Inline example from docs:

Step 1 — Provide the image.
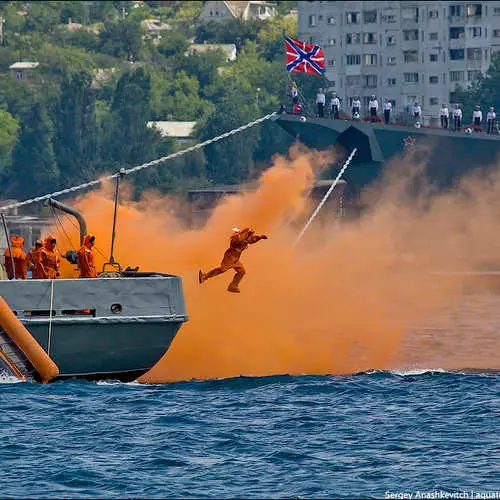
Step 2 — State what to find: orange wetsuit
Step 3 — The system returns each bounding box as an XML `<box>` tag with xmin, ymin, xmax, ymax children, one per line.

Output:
<box><xmin>77</xmin><ymin>234</ymin><xmax>98</xmax><ymax>278</ymax></box>
<box><xmin>200</xmin><ymin>228</ymin><xmax>267</xmax><ymax>292</ymax></box>
<box><xmin>26</xmin><ymin>243</ymin><xmax>44</xmax><ymax>279</ymax></box>
<box><xmin>3</xmin><ymin>235</ymin><xmax>27</xmax><ymax>280</ymax></box>
<box><xmin>40</xmin><ymin>235</ymin><xmax>61</xmax><ymax>279</ymax></box>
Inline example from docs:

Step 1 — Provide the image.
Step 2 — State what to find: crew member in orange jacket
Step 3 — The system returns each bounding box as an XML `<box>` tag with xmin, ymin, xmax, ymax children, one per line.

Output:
<box><xmin>26</xmin><ymin>239</ymin><xmax>44</xmax><ymax>279</ymax></box>
<box><xmin>40</xmin><ymin>235</ymin><xmax>61</xmax><ymax>279</ymax></box>
<box><xmin>77</xmin><ymin>234</ymin><xmax>98</xmax><ymax>278</ymax></box>
<box><xmin>3</xmin><ymin>235</ymin><xmax>27</xmax><ymax>280</ymax></box>
<box><xmin>199</xmin><ymin>227</ymin><xmax>267</xmax><ymax>293</ymax></box>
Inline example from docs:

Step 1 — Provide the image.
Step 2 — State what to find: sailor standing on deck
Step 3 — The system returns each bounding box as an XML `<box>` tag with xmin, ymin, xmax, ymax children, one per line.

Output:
<box><xmin>369</xmin><ymin>95</ymin><xmax>378</xmax><ymax>122</ymax></box>
<box><xmin>487</xmin><ymin>107</ymin><xmax>496</xmax><ymax>134</ymax></box>
<box><xmin>383</xmin><ymin>99</ymin><xmax>392</xmax><ymax>124</ymax></box>
<box><xmin>413</xmin><ymin>102</ymin><xmax>422</xmax><ymax>119</ymax></box>
<box><xmin>351</xmin><ymin>95</ymin><xmax>361</xmax><ymax>119</ymax></box>
<box><xmin>440</xmin><ymin>104</ymin><xmax>449</xmax><ymax>129</ymax></box>
<box><xmin>473</xmin><ymin>105</ymin><xmax>483</xmax><ymax>126</ymax></box>
<box><xmin>40</xmin><ymin>235</ymin><xmax>61</xmax><ymax>279</ymax></box>
<box><xmin>452</xmin><ymin>104</ymin><xmax>463</xmax><ymax>131</ymax></box>
<box><xmin>291</xmin><ymin>82</ymin><xmax>298</xmax><ymax>105</ymax></box>
<box><xmin>27</xmin><ymin>239</ymin><xmax>44</xmax><ymax>279</ymax></box>
<box><xmin>77</xmin><ymin>234</ymin><xmax>98</xmax><ymax>279</ymax></box>
<box><xmin>330</xmin><ymin>92</ymin><xmax>340</xmax><ymax>119</ymax></box>
<box><xmin>316</xmin><ymin>88</ymin><xmax>325</xmax><ymax>117</ymax></box>
<box><xmin>4</xmin><ymin>235</ymin><xmax>27</xmax><ymax>280</ymax></box>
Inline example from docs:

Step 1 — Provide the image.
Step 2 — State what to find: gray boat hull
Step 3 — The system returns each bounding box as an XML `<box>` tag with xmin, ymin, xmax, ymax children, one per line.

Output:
<box><xmin>0</xmin><ymin>276</ymin><xmax>188</xmax><ymax>380</ymax></box>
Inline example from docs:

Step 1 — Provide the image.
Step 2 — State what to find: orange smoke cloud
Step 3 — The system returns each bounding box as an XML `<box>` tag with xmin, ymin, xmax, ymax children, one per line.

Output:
<box><xmin>50</xmin><ymin>144</ymin><xmax>500</xmax><ymax>382</ymax></box>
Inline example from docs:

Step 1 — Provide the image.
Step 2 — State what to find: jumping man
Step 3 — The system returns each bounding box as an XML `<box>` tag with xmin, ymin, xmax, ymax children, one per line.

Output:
<box><xmin>199</xmin><ymin>227</ymin><xmax>268</xmax><ymax>293</ymax></box>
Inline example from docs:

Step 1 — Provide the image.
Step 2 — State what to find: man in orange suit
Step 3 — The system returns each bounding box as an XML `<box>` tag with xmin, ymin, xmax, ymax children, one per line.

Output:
<box><xmin>199</xmin><ymin>227</ymin><xmax>267</xmax><ymax>293</ymax></box>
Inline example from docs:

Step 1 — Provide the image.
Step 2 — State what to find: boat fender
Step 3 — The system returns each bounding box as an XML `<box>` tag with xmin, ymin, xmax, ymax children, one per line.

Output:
<box><xmin>0</xmin><ymin>296</ymin><xmax>59</xmax><ymax>383</ymax></box>
<box><xmin>300</xmin><ymin>116</ymin><xmax>306</xmax><ymax>122</ymax></box>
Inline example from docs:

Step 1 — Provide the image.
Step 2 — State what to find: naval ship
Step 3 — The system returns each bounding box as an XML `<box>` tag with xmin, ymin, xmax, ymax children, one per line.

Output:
<box><xmin>0</xmin><ymin>200</ymin><xmax>188</xmax><ymax>383</ymax></box>
<box><xmin>275</xmin><ymin>112</ymin><xmax>500</xmax><ymax>190</ymax></box>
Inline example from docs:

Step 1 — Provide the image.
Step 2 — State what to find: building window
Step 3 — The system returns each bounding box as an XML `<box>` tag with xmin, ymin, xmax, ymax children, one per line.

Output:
<box><xmin>495</xmin><ymin>8</ymin><xmax>500</xmax><ymax>16</ymax></box>
<box><xmin>363</xmin><ymin>33</ymin><xmax>377</xmax><ymax>44</ymax></box>
<box><xmin>16</xmin><ymin>70</ymin><xmax>23</xmax><ymax>80</ymax></box>
<box><xmin>467</xmin><ymin>48</ymin><xmax>482</xmax><ymax>61</ymax></box>
<box><xmin>429</xmin><ymin>10</ymin><xmax>439</xmax><ymax>18</ymax></box>
<box><xmin>387</xmin><ymin>78</ymin><xmax>396</xmax><ymax>86</ymax></box>
<box><xmin>328</xmin><ymin>59</ymin><xmax>335</xmax><ymax>67</ymax></box>
<box><xmin>468</xmin><ymin>70</ymin><xmax>481</xmax><ymax>80</ymax></box>
<box><xmin>449</xmin><ymin>49</ymin><xmax>465</xmax><ymax>60</ymax></box>
<box><xmin>346</xmin><ymin>76</ymin><xmax>361</xmax><ymax>86</ymax></box>
<box><xmin>346</xmin><ymin>33</ymin><xmax>361</xmax><ymax>45</ymax></box>
<box><xmin>363</xmin><ymin>54</ymin><xmax>377</xmax><ymax>65</ymax></box>
<box><xmin>403</xmin><ymin>50</ymin><xmax>419</xmax><ymax>63</ymax></box>
<box><xmin>468</xmin><ymin>27</ymin><xmax>482</xmax><ymax>38</ymax></box>
<box><xmin>429</xmin><ymin>76</ymin><xmax>439</xmax><ymax>84</ymax></box>
<box><xmin>309</xmin><ymin>15</ymin><xmax>317</xmax><ymax>26</ymax></box>
<box><xmin>403</xmin><ymin>30</ymin><xmax>419</xmax><ymax>41</ymax></box>
<box><xmin>430</xmin><ymin>54</ymin><xmax>438</xmax><ymax>62</ymax></box>
<box><xmin>363</xmin><ymin>10</ymin><xmax>377</xmax><ymax>23</ymax></box>
<box><xmin>401</xmin><ymin>7</ymin><xmax>418</xmax><ymax>22</ymax></box>
<box><xmin>466</xmin><ymin>4</ymin><xmax>482</xmax><ymax>17</ymax></box>
<box><xmin>449</xmin><ymin>27</ymin><xmax>465</xmax><ymax>39</ymax></box>
<box><xmin>429</xmin><ymin>97</ymin><xmax>439</xmax><ymax>105</ymax></box>
<box><xmin>404</xmin><ymin>72</ymin><xmax>419</xmax><ymax>83</ymax></box>
<box><xmin>328</xmin><ymin>38</ymin><xmax>336</xmax><ymax>46</ymax></box>
<box><xmin>387</xmin><ymin>35</ymin><xmax>396</xmax><ymax>45</ymax></box>
<box><xmin>450</xmin><ymin>71</ymin><xmax>465</xmax><ymax>82</ymax></box>
<box><xmin>363</xmin><ymin>75</ymin><xmax>377</xmax><ymax>88</ymax></box>
<box><xmin>494</xmin><ymin>29</ymin><xmax>500</xmax><ymax>38</ymax></box>
<box><xmin>327</xmin><ymin>16</ymin><xmax>335</xmax><ymax>25</ymax></box>
<box><xmin>346</xmin><ymin>54</ymin><xmax>361</xmax><ymax>65</ymax></box>
<box><xmin>449</xmin><ymin>5</ymin><xmax>463</xmax><ymax>17</ymax></box>
<box><xmin>346</xmin><ymin>12</ymin><xmax>360</xmax><ymax>24</ymax></box>
<box><xmin>429</xmin><ymin>33</ymin><xmax>438</xmax><ymax>41</ymax></box>
<box><xmin>384</xmin><ymin>14</ymin><xmax>396</xmax><ymax>23</ymax></box>
<box><xmin>387</xmin><ymin>56</ymin><xmax>397</xmax><ymax>65</ymax></box>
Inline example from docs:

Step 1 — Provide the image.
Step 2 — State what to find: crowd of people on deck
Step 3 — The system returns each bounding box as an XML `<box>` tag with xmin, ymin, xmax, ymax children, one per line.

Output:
<box><xmin>290</xmin><ymin>83</ymin><xmax>498</xmax><ymax>134</ymax></box>
<box><xmin>3</xmin><ymin>233</ymin><xmax>98</xmax><ymax>280</ymax></box>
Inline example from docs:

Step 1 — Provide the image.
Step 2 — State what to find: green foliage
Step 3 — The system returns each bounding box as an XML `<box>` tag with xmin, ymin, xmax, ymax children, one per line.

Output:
<box><xmin>0</xmin><ymin>110</ymin><xmax>18</xmax><ymax>158</ymax></box>
<box><xmin>10</xmin><ymin>102</ymin><xmax>60</xmax><ymax>197</ymax></box>
<box><xmin>99</xmin><ymin>18</ymin><xmax>143</xmax><ymax>60</ymax></box>
<box><xmin>0</xmin><ymin>0</ymin><xmax>306</xmax><ymax>200</ymax></box>
<box><xmin>53</xmin><ymin>72</ymin><xmax>98</xmax><ymax>185</ymax></box>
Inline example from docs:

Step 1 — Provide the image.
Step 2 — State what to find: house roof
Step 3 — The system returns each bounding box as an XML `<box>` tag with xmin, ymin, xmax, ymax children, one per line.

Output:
<box><xmin>147</xmin><ymin>121</ymin><xmax>197</xmax><ymax>138</ymax></box>
<box><xmin>141</xmin><ymin>19</ymin><xmax>171</xmax><ymax>32</ymax></box>
<box><xmin>189</xmin><ymin>43</ymin><xmax>236</xmax><ymax>60</ymax></box>
<box><xmin>225</xmin><ymin>1</ymin><xmax>249</xmax><ymax>18</ymax></box>
<box><xmin>9</xmin><ymin>62</ymin><xmax>39</xmax><ymax>70</ymax></box>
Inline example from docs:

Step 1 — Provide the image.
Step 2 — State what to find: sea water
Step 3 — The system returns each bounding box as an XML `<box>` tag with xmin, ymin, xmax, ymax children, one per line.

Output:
<box><xmin>0</xmin><ymin>371</ymin><xmax>498</xmax><ymax>499</ymax></box>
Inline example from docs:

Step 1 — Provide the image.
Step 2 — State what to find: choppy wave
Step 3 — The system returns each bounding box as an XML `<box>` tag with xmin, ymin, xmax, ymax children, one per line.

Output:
<box><xmin>0</xmin><ymin>372</ymin><xmax>498</xmax><ymax>498</ymax></box>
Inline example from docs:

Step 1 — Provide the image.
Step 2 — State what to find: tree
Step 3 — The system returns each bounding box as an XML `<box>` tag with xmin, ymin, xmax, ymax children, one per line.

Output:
<box><xmin>105</xmin><ymin>67</ymin><xmax>161</xmax><ymax>168</ymax></box>
<box><xmin>53</xmin><ymin>72</ymin><xmax>99</xmax><ymax>185</ymax></box>
<box><xmin>99</xmin><ymin>18</ymin><xmax>143</xmax><ymax>61</ymax></box>
<box><xmin>10</xmin><ymin>102</ymin><xmax>60</xmax><ymax>198</ymax></box>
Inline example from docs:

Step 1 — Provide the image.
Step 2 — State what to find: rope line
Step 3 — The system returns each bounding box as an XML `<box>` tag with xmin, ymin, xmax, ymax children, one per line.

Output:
<box><xmin>294</xmin><ymin>148</ymin><xmax>357</xmax><ymax>246</ymax></box>
<box><xmin>0</xmin><ymin>112</ymin><xmax>278</xmax><ymax>213</ymax></box>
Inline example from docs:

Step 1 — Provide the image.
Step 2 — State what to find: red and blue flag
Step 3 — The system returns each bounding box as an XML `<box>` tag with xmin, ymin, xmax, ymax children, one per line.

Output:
<box><xmin>285</xmin><ymin>36</ymin><xmax>325</xmax><ymax>75</ymax></box>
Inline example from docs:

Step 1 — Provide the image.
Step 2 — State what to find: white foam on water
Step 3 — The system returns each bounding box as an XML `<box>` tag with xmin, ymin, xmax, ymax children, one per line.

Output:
<box><xmin>390</xmin><ymin>368</ymin><xmax>448</xmax><ymax>376</ymax></box>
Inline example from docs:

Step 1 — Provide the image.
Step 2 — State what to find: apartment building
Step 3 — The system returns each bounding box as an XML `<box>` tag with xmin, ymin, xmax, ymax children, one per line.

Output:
<box><xmin>298</xmin><ymin>1</ymin><xmax>500</xmax><ymax>119</ymax></box>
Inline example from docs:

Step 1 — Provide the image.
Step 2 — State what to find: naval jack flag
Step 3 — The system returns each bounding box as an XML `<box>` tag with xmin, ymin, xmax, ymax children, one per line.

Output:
<box><xmin>285</xmin><ymin>36</ymin><xmax>325</xmax><ymax>75</ymax></box>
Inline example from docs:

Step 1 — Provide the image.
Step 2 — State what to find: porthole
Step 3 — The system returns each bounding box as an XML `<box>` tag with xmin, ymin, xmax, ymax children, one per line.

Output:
<box><xmin>110</xmin><ymin>303</ymin><xmax>122</xmax><ymax>314</ymax></box>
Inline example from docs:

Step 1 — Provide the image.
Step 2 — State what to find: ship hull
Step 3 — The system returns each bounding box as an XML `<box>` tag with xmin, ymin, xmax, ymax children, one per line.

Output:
<box><xmin>0</xmin><ymin>276</ymin><xmax>188</xmax><ymax>381</ymax></box>
<box><xmin>275</xmin><ymin>114</ymin><xmax>500</xmax><ymax>189</ymax></box>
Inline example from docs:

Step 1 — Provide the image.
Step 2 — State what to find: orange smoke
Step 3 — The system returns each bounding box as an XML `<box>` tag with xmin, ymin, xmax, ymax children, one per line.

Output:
<box><xmin>50</xmin><ymin>144</ymin><xmax>500</xmax><ymax>382</ymax></box>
